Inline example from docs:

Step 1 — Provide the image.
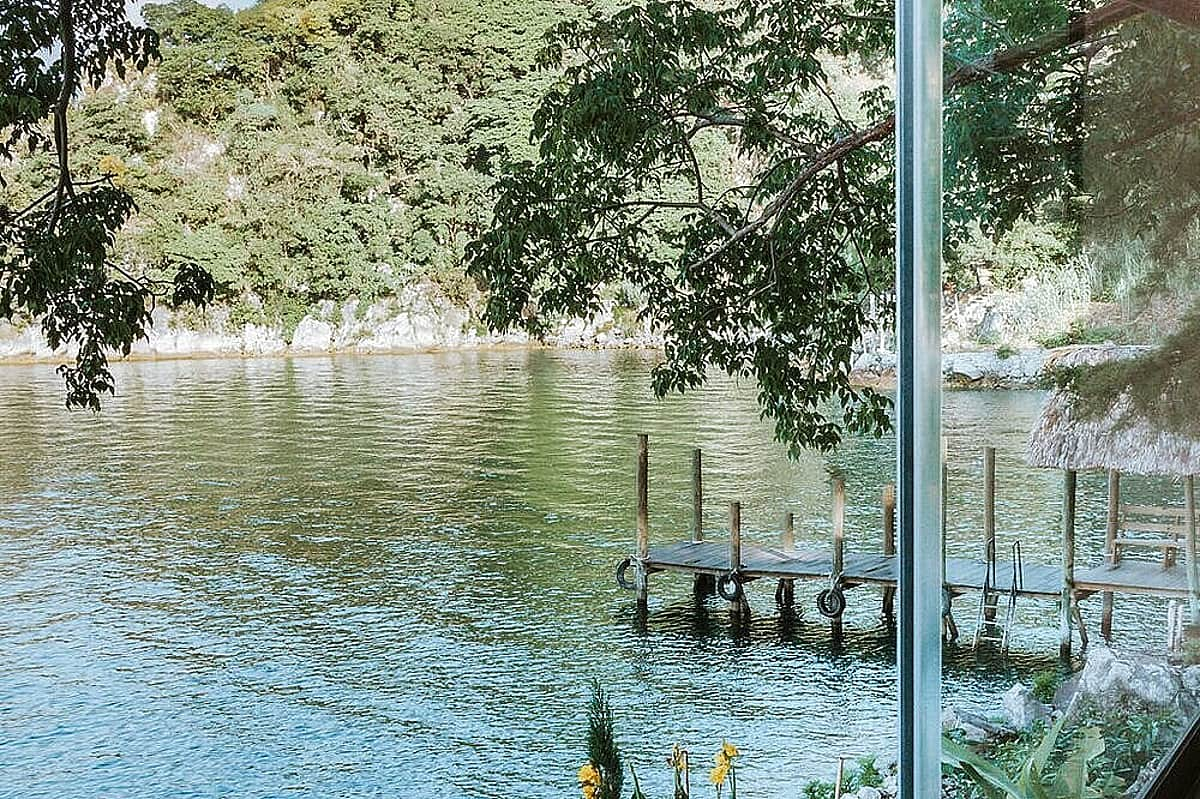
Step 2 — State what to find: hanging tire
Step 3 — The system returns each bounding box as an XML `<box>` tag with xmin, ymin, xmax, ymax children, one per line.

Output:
<box><xmin>817</xmin><ymin>587</ymin><xmax>846</xmax><ymax>618</ymax></box>
<box><xmin>616</xmin><ymin>557</ymin><xmax>636</xmax><ymax>590</ymax></box>
<box><xmin>717</xmin><ymin>572</ymin><xmax>744</xmax><ymax>602</ymax></box>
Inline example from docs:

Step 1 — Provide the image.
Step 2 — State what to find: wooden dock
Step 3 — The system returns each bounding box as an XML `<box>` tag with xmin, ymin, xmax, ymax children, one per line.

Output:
<box><xmin>619</xmin><ymin>435</ymin><xmax>1200</xmax><ymax>657</ymax></box>
<box><xmin>643</xmin><ymin>540</ymin><xmax>1195</xmax><ymax>600</ymax></box>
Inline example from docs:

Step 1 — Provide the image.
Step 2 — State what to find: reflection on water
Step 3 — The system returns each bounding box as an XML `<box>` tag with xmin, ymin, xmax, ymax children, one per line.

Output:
<box><xmin>0</xmin><ymin>350</ymin><xmax>1184</xmax><ymax>798</ymax></box>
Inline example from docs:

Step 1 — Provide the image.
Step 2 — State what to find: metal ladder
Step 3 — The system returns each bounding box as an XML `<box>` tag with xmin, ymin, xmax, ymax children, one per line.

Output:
<box><xmin>973</xmin><ymin>540</ymin><xmax>1023</xmax><ymax>652</ymax></box>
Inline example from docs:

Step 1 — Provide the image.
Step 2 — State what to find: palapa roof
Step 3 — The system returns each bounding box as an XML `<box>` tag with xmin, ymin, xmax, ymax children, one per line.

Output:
<box><xmin>1026</xmin><ymin>345</ymin><xmax>1200</xmax><ymax>476</ymax></box>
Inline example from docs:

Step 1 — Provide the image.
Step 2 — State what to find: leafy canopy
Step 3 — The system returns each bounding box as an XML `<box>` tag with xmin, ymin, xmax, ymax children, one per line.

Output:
<box><xmin>1</xmin><ymin>0</ymin><xmax>214</xmax><ymax>408</ymax></box>
<box><xmin>467</xmin><ymin>0</ymin><xmax>1199</xmax><ymax>452</ymax></box>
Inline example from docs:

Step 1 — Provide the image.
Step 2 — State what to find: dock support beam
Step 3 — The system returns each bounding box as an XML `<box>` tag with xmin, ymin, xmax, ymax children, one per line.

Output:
<box><xmin>777</xmin><ymin>512</ymin><xmax>796</xmax><ymax>607</ymax></box>
<box><xmin>895</xmin><ymin>0</ymin><xmax>944</xmax><ymax>789</ymax></box>
<box><xmin>729</xmin><ymin>502</ymin><xmax>748</xmax><ymax>616</ymax></box>
<box><xmin>832</xmin><ymin>478</ymin><xmax>846</xmax><ymax>639</ymax></box>
<box><xmin>636</xmin><ymin>433</ymin><xmax>650</xmax><ymax>613</ymax></box>
<box><xmin>882</xmin><ymin>484</ymin><xmax>896</xmax><ymax>622</ymax></box>
<box><xmin>983</xmin><ymin>447</ymin><xmax>997</xmax><ymax>622</ymax></box>
<box><xmin>692</xmin><ymin>448</ymin><xmax>715</xmax><ymax>596</ymax></box>
<box><xmin>1186</xmin><ymin>475</ymin><xmax>1199</xmax><ymax>628</ymax></box>
<box><xmin>1103</xmin><ymin>469</ymin><xmax>1120</xmax><ymax>641</ymax></box>
<box><xmin>1061</xmin><ymin>469</ymin><xmax>1077</xmax><ymax>660</ymax></box>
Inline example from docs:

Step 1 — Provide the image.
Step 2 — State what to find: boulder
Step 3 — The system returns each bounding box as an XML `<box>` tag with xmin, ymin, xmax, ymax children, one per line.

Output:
<box><xmin>290</xmin><ymin>317</ymin><xmax>333</xmax><ymax>352</ymax></box>
<box><xmin>942</xmin><ymin>706</ymin><xmax>1006</xmax><ymax>742</ymax></box>
<box><xmin>1076</xmin><ymin>645</ymin><xmax>1183</xmax><ymax>710</ymax></box>
<box><xmin>1002</xmin><ymin>683</ymin><xmax>1050</xmax><ymax>729</ymax></box>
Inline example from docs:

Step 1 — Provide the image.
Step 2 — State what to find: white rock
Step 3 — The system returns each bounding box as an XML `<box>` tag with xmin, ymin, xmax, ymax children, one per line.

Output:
<box><xmin>1127</xmin><ymin>661</ymin><xmax>1181</xmax><ymax>707</ymax></box>
<box><xmin>290</xmin><ymin>317</ymin><xmax>333</xmax><ymax>352</ymax></box>
<box><xmin>1002</xmin><ymin>683</ymin><xmax>1050</xmax><ymax>728</ymax></box>
<box><xmin>1077</xmin><ymin>645</ymin><xmax>1182</xmax><ymax>709</ymax></box>
<box><xmin>856</xmin><ymin>787</ymin><xmax>883</xmax><ymax>799</ymax></box>
<box><xmin>1182</xmin><ymin>665</ymin><xmax>1200</xmax><ymax>697</ymax></box>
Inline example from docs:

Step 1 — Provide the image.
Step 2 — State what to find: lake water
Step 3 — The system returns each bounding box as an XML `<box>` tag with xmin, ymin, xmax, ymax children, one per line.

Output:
<box><xmin>0</xmin><ymin>350</ymin><xmax>1184</xmax><ymax>798</ymax></box>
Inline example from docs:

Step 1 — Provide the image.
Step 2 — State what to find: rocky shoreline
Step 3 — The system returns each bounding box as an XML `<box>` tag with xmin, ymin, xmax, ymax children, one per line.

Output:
<box><xmin>0</xmin><ymin>293</ymin><xmax>1147</xmax><ymax>390</ymax></box>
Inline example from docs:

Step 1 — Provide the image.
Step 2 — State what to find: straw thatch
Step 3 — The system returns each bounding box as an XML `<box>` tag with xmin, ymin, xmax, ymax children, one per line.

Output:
<box><xmin>1026</xmin><ymin>345</ymin><xmax>1200</xmax><ymax>476</ymax></box>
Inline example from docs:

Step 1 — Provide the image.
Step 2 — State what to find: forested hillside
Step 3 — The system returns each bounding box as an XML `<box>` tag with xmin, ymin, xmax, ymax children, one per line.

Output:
<box><xmin>2</xmin><ymin>0</ymin><xmax>600</xmax><ymax>335</ymax></box>
<box><xmin>1</xmin><ymin>0</ymin><xmax>1195</xmax><ymax>350</ymax></box>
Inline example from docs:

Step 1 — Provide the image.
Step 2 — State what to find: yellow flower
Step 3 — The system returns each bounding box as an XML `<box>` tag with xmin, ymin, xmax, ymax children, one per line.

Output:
<box><xmin>582</xmin><ymin>786</ymin><xmax>599</xmax><ymax>799</ymax></box>
<box><xmin>709</xmin><ymin>762</ymin><xmax>729</xmax><ymax>786</ymax></box>
<box><xmin>721</xmin><ymin>742</ymin><xmax>740</xmax><ymax>760</ymax></box>
<box><xmin>578</xmin><ymin>762</ymin><xmax>601</xmax><ymax>786</ymax></box>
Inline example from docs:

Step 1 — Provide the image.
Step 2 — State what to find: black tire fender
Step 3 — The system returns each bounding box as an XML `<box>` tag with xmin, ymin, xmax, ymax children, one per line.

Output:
<box><xmin>615</xmin><ymin>557</ymin><xmax>637</xmax><ymax>590</ymax></box>
<box><xmin>717</xmin><ymin>572</ymin><xmax>744</xmax><ymax>602</ymax></box>
<box><xmin>816</xmin><ymin>586</ymin><xmax>846</xmax><ymax>618</ymax></box>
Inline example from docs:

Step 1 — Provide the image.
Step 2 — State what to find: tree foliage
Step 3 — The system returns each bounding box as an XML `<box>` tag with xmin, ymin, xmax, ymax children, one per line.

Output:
<box><xmin>466</xmin><ymin>0</ymin><xmax>1200</xmax><ymax>452</ymax></box>
<box><xmin>1</xmin><ymin>0</ymin><xmax>214</xmax><ymax>408</ymax></box>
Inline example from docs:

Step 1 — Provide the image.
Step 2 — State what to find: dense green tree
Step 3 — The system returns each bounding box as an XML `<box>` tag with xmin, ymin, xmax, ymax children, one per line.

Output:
<box><xmin>466</xmin><ymin>0</ymin><xmax>1200</xmax><ymax>452</ymax></box>
<box><xmin>1</xmin><ymin>0</ymin><xmax>215</xmax><ymax>408</ymax></box>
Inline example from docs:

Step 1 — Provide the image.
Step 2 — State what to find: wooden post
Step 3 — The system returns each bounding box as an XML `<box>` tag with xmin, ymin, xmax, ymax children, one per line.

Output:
<box><xmin>692</xmin><ymin>448</ymin><xmax>715</xmax><ymax>595</ymax></box>
<box><xmin>636</xmin><ymin>434</ymin><xmax>649</xmax><ymax>612</ymax></box>
<box><xmin>729</xmin><ymin>501</ymin><xmax>746</xmax><ymax>615</ymax></box>
<box><xmin>940</xmin><ymin>436</ymin><xmax>950</xmax><ymax>578</ymax></box>
<box><xmin>882</xmin><ymin>483</ymin><xmax>896</xmax><ymax>621</ymax></box>
<box><xmin>1102</xmin><ymin>469</ymin><xmax>1120</xmax><ymax>641</ymax></box>
<box><xmin>1061</xmin><ymin>469</ymin><xmax>1077</xmax><ymax>660</ymax></box>
<box><xmin>983</xmin><ymin>447</ymin><xmax>996</xmax><ymax>622</ymax></box>
<box><xmin>832</xmin><ymin>478</ymin><xmax>846</xmax><ymax>637</ymax></box>
<box><xmin>778</xmin><ymin>512</ymin><xmax>796</xmax><ymax>607</ymax></box>
<box><xmin>1186</xmin><ymin>475</ymin><xmax>1199</xmax><ymax>627</ymax></box>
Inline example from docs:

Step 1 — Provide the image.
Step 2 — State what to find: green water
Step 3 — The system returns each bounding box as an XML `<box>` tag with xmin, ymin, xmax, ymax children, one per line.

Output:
<box><xmin>0</xmin><ymin>349</ymin><xmax>1182</xmax><ymax>798</ymax></box>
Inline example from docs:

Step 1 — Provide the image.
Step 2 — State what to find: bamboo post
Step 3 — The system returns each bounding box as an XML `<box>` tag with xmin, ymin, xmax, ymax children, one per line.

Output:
<box><xmin>1186</xmin><ymin>475</ymin><xmax>1199</xmax><ymax>627</ymax></box>
<box><xmin>1060</xmin><ymin>469</ymin><xmax>1077</xmax><ymax>660</ymax></box>
<box><xmin>832</xmin><ymin>478</ymin><xmax>846</xmax><ymax>637</ymax></box>
<box><xmin>729</xmin><ymin>501</ymin><xmax>746</xmax><ymax>615</ymax></box>
<box><xmin>692</xmin><ymin>448</ymin><xmax>715</xmax><ymax>595</ymax></box>
<box><xmin>1102</xmin><ymin>470</ymin><xmax>1120</xmax><ymax>641</ymax></box>
<box><xmin>983</xmin><ymin>447</ymin><xmax>996</xmax><ymax>622</ymax></box>
<box><xmin>882</xmin><ymin>483</ymin><xmax>896</xmax><ymax>621</ymax></box>
<box><xmin>777</xmin><ymin>511</ymin><xmax>796</xmax><ymax>607</ymax></box>
<box><xmin>636</xmin><ymin>434</ymin><xmax>649</xmax><ymax>612</ymax></box>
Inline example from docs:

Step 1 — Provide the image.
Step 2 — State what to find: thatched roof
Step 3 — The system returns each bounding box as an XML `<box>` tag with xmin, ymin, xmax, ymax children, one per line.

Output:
<box><xmin>1026</xmin><ymin>345</ymin><xmax>1200</xmax><ymax>476</ymax></box>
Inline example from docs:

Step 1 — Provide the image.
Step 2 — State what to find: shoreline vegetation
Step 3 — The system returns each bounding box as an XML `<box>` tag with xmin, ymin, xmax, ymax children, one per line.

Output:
<box><xmin>581</xmin><ymin>646</ymin><xmax>1198</xmax><ymax>799</ymax></box>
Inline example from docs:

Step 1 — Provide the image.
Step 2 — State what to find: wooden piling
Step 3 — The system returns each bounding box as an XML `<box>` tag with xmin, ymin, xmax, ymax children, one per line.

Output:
<box><xmin>882</xmin><ymin>483</ymin><xmax>896</xmax><ymax>621</ymax></box>
<box><xmin>1102</xmin><ymin>470</ymin><xmax>1120</xmax><ymax>641</ymax></box>
<box><xmin>832</xmin><ymin>478</ymin><xmax>846</xmax><ymax>637</ymax></box>
<box><xmin>729</xmin><ymin>501</ymin><xmax>746</xmax><ymax>615</ymax></box>
<box><xmin>691</xmin><ymin>448</ymin><xmax>715</xmax><ymax>595</ymax></box>
<box><xmin>983</xmin><ymin>447</ymin><xmax>996</xmax><ymax>621</ymax></box>
<box><xmin>1186</xmin><ymin>475</ymin><xmax>1199</xmax><ymax>626</ymax></box>
<box><xmin>1061</xmin><ymin>469</ymin><xmax>1077</xmax><ymax>660</ymax></box>
<box><xmin>777</xmin><ymin>512</ymin><xmax>796</xmax><ymax>607</ymax></box>
<box><xmin>636</xmin><ymin>434</ymin><xmax>649</xmax><ymax>612</ymax></box>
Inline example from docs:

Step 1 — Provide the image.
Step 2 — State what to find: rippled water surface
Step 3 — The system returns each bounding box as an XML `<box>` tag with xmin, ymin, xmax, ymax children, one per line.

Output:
<box><xmin>0</xmin><ymin>350</ymin><xmax>1184</xmax><ymax>798</ymax></box>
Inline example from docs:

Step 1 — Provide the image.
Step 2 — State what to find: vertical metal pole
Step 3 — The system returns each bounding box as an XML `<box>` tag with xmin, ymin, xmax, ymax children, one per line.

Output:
<box><xmin>896</xmin><ymin>0</ymin><xmax>943</xmax><ymax>793</ymax></box>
